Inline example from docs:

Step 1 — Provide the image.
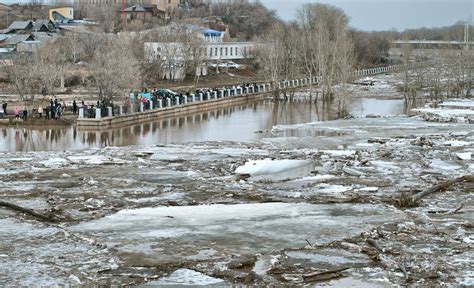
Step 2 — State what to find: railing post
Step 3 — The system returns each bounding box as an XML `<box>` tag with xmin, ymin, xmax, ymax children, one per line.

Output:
<box><xmin>95</xmin><ymin>108</ymin><xmax>101</xmax><ymax>119</ymax></box>
<box><xmin>150</xmin><ymin>101</ymin><xmax>153</xmax><ymax>110</ymax></box>
<box><xmin>167</xmin><ymin>98</ymin><xmax>171</xmax><ymax>107</ymax></box>
<box><xmin>107</xmin><ymin>106</ymin><xmax>112</xmax><ymax>117</ymax></box>
<box><xmin>184</xmin><ymin>96</ymin><xmax>187</xmax><ymax>104</ymax></box>
<box><xmin>119</xmin><ymin>105</ymin><xmax>123</xmax><ymax>115</ymax></box>
<box><xmin>175</xmin><ymin>96</ymin><xmax>180</xmax><ymax>105</ymax></box>
<box><xmin>79</xmin><ymin>108</ymin><xmax>84</xmax><ymax>118</ymax></box>
<box><xmin>158</xmin><ymin>99</ymin><xmax>162</xmax><ymax>108</ymax></box>
<box><xmin>139</xmin><ymin>102</ymin><xmax>144</xmax><ymax>112</ymax></box>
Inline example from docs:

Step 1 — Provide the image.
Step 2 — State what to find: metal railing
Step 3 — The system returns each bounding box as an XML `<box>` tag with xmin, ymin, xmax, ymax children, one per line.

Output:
<box><xmin>78</xmin><ymin>63</ymin><xmax>415</xmax><ymax>120</ymax></box>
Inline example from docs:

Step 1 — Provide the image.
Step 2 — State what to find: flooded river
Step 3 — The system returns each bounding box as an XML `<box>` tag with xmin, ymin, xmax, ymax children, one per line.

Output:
<box><xmin>0</xmin><ymin>98</ymin><xmax>418</xmax><ymax>152</ymax></box>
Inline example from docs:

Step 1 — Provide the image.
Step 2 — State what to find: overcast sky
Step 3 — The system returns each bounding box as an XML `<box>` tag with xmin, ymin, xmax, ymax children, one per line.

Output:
<box><xmin>2</xmin><ymin>0</ymin><xmax>473</xmax><ymax>31</ymax></box>
<box><xmin>260</xmin><ymin>0</ymin><xmax>473</xmax><ymax>31</ymax></box>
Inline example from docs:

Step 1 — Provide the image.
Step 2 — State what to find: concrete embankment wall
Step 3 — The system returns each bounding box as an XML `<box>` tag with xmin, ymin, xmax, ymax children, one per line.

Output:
<box><xmin>77</xmin><ymin>92</ymin><xmax>266</xmax><ymax>129</ymax></box>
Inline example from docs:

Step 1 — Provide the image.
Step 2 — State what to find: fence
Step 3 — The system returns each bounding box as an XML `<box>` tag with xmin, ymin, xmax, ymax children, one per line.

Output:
<box><xmin>78</xmin><ymin>63</ymin><xmax>414</xmax><ymax>121</ymax></box>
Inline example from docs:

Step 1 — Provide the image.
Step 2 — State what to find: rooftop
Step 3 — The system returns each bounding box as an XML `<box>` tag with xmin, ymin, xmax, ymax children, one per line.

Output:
<box><xmin>8</xmin><ymin>20</ymin><xmax>33</xmax><ymax>31</ymax></box>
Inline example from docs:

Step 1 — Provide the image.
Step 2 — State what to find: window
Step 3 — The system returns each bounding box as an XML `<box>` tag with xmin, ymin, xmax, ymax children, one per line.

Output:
<box><xmin>225</xmin><ymin>47</ymin><xmax>228</xmax><ymax>56</ymax></box>
<box><xmin>230</xmin><ymin>47</ymin><xmax>233</xmax><ymax>56</ymax></box>
<box><xmin>235</xmin><ymin>47</ymin><xmax>238</xmax><ymax>55</ymax></box>
<box><xmin>220</xmin><ymin>47</ymin><xmax>223</xmax><ymax>56</ymax></box>
<box><xmin>215</xmin><ymin>47</ymin><xmax>218</xmax><ymax>56</ymax></box>
<box><xmin>209</xmin><ymin>47</ymin><xmax>212</xmax><ymax>57</ymax></box>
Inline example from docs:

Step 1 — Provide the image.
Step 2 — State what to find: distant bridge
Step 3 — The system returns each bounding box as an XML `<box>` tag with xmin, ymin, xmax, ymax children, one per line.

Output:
<box><xmin>394</xmin><ymin>23</ymin><xmax>472</xmax><ymax>50</ymax></box>
<box><xmin>393</xmin><ymin>40</ymin><xmax>473</xmax><ymax>49</ymax></box>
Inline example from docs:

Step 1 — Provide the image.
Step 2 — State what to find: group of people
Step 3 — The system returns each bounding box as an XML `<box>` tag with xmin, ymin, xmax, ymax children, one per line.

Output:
<box><xmin>128</xmin><ymin>83</ymin><xmax>260</xmax><ymax>112</ymax></box>
<box><xmin>1</xmin><ymin>82</ymin><xmax>262</xmax><ymax>121</ymax></box>
<box><xmin>0</xmin><ymin>98</ymin><xmax>82</xmax><ymax>121</ymax></box>
<box><xmin>0</xmin><ymin>102</ymin><xmax>29</xmax><ymax>121</ymax></box>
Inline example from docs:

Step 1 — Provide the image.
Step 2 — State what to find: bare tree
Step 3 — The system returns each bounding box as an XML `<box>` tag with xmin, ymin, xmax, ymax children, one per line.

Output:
<box><xmin>298</xmin><ymin>3</ymin><xmax>352</xmax><ymax>102</ymax></box>
<box><xmin>256</xmin><ymin>22</ymin><xmax>299</xmax><ymax>99</ymax></box>
<box><xmin>4</xmin><ymin>54</ymin><xmax>38</xmax><ymax>108</ymax></box>
<box><xmin>89</xmin><ymin>36</ymin><xmax>141</xmax><ymax>104</ymax></box>
<box><xmin>33</xmin><ymin>41</ymin><xmax>68</xmax><ymax>103</ymax></box>
<box><xmin>400</xmin><ymin>42</ymin><xmax>413</xmax><ymax>101</ymax></box>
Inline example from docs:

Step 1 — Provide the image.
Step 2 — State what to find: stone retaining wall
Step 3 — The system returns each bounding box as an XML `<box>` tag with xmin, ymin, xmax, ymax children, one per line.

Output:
<box><xmin>77</xmin><ymin>93</ymin><xmax>265</xmax><ymax>129</ymax></box>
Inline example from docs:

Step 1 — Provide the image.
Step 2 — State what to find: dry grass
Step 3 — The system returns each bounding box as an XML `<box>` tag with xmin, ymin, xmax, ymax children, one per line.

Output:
<box><xmin>394</xmin><ymin>191</ymin><xmax>420</xmax><ymax>208</ymax></box>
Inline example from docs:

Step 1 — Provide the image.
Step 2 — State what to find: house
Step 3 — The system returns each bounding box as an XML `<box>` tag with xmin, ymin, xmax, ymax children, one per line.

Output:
<box><xmin>1</xmin><ymin>32</ymin><xmax>53</xmax><ymax>53</ymax></box>
<box><xmin>5</xmin><ymin>34</ymin><xmax>35</xmax><ymax>45</ymax></box>
<box><xmin>121</xmin><ymin>4</ymin><xmax>155</xmax><ymax>22</ymax></box>
<box><xmin>0</xmin><ymin>3</ymin><xmax>12</xmax><ymax>12</ymax></box>
<box><xmin>33</xmin><ymin>19</ymin><xmax>55</xmax><ymax>32</ymax></box>
<box><xmin>4</xmin><ymin>21</ymin><xmax>34</xmax><ymax>34</ymax></box>
<box><xmin>32</xmin><ymin>31</ymin><xmax>55</xmax><ymax>43</ymax></box>
<box><xmin>49</xmin><ymin>7</ymin><xmax>74</xmax><ymax>22</ymax></box>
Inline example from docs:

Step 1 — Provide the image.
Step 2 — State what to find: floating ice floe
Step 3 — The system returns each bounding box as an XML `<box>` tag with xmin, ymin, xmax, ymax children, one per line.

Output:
<box><xmin>39</xmin><ymin>157</ymin><xmax>69</xmax><ymax>167</ymax></box>
<box><xmin>144</xmin><ymin>269</ymin><xmax>226</xmax><ymax>287</ymax></box>
<box><xmin>235</xmin><ymin>159</ymin><xmax>313</xmax><ymax>181</ymax></box>
<box><xmin>429</xmin><ymin>159</ymin><xmax>462</xmax><ymax>171</ymax></box>
<box><xmin>412</xmin><ymin>107</ymin><xmax>474</xmax><ymax>123</ymax></box>
<box><xmin>439</xmin><ymin>140</ymin><xmax>471</xmax><ymax>147</ymax></box>
<box><xmin>71</xmin><ymin>203</ymin><xmax>405</xmax><ymax>263</ymax></box>
<box><xmin>321</xmin><ymin>150</ymin><xmax>356</xmax><ymax>157</ymax></box>
<box><xmin>455</xmin><ymin>152</ymin><xmax>472</xmax><ymax>161</ymax></box>
<box><xmin>67</xmin><ymin>155</ymin><xmax>119</xmax><ymax>165</ymax></box>
<box><xmin>439</xmin><ymin>99</ymin><xmax>474</xmax><ymax>110</ymax></box>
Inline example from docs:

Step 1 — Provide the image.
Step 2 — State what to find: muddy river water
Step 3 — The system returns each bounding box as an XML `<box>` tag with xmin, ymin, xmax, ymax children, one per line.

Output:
<box><xmin>0</xmin><ymin>98</ymin><xmax>418</xmax><ymax>152</ymax></box>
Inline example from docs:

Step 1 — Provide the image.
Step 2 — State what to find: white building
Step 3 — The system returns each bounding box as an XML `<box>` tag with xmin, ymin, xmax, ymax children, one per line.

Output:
<box><xmin>144</xmin><ymin>41</ymin><xmax>254</xmax><ymax>63</ymax></box>
<box><xmin>143</xmin><ymin>23</ymin><xmax>255</xmax><ymax>80</ymax></box>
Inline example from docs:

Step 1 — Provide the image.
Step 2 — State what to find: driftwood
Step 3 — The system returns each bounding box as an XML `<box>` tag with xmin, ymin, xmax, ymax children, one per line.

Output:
<box><xmin>0</xmin><ymin>200</ymin><xmax>58</xmax><ymax>222</ymax></box>
<box><xmin>397</xmin><ymin>261</ymin><xmax>409</xmax><ymax>280</ymax></box>
<box><xmin>447</xmin><ymin>203</ymin><xmax>464</xmax><ymax>214</ymax></box>
<box><xmin>302</xmin><ymin>267</ymin><xmax>349</xmax><ymax>282</ymax></box>
<box><xmin>414</xmin><ymin>175</ymin><xmax>474</xmax><ymax>200</ymax></box>
<box><xmin>427</xmin><ymin>203</ymin><xmax>464</xmax><ymax>214</ymax></box>
<box><xmin>366</xmin><ymin>238</ymin><xmax>383</xmax><ymax>252</ymax></box>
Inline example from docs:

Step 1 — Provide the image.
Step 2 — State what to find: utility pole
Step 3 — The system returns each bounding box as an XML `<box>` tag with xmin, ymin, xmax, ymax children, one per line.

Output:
<box><xmin>465</xmin><ymin>22</ymin><xmax>469</xmax><ymax>50</ymax></box>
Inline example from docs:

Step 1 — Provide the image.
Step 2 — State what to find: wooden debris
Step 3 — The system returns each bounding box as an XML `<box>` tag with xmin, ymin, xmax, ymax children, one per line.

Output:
<box><xmin>415</xmin><ymin>175</ymin><xmax>474</xmax><ymax>200</ymax></box>
<box><xmin>302</xmin><ymin>267</ymin><xmax>350</xmax><ymax>283</ymax></box>
<box><xmin>0</xmin><ymin>200</ymin><xmax>58</xmax><ymax>222</ymax></box>
<box><xmin>366</xmin><ymin>238</ymin><xmax>383</xmax><ymax>252</ymax></box>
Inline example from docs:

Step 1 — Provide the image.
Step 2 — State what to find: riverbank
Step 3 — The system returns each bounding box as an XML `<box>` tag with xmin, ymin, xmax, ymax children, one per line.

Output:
<box><xmin>0</xmin><ymin>115</ymin><xmax>74</xmax><ymax>126</ymax></box>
